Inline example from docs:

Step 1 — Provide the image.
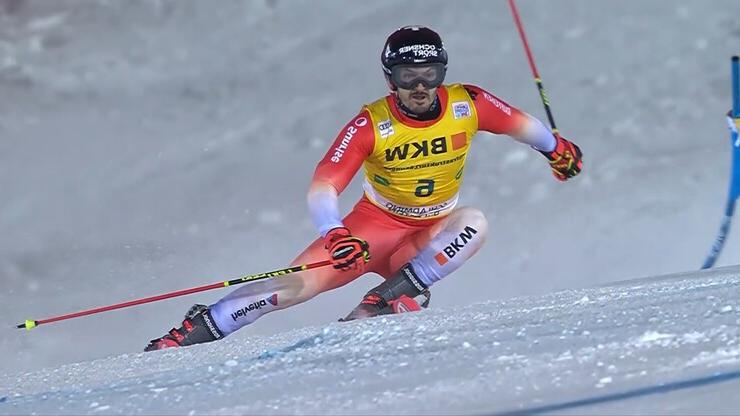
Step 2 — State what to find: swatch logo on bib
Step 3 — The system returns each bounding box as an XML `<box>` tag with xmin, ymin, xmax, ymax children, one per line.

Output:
<box><xmin>452</xmin><ymin>101</ymin><xmax>471</xmax><ymax>119</ymax></box>
<box><xmin>378</xmin><ymin>119</ymin><xmax>394</xmax><ymax>138</ymax></box>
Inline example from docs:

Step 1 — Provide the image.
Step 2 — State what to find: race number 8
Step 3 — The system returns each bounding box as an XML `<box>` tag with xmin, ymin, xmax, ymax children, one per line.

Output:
<box><xmin>414</xmin><ymin>179</ymin><xmax>435</xmax><ymax>197</ymax></box>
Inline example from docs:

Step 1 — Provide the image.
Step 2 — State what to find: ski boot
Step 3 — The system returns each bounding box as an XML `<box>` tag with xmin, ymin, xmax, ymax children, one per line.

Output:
<box><xmin>144</xmin><ymin>304</ymin><xmax>224</xmax><ymax>351</ymax></box>
<box><xmin>341</xmin><ymin>263</ymin><xmax>431</xmax><ymax>321</ymax></box>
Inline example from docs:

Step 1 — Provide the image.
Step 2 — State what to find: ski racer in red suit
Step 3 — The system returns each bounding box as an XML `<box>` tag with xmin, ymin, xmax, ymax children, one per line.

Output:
<box><xmin>145</xmin><ymin>26</ymin><xmax>583</xmax><ymax>350</ymax></box>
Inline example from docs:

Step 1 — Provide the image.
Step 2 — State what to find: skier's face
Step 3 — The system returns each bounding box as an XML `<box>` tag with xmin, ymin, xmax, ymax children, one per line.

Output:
<box><xmin>392</xmin><ymin>64</ymin><xmax>443</xmax><ymax>114</ymax></box>
<box><xmin>396</xmin><ymin>84</ymin><xmax>438</xmax><ymax>114</ymax></box>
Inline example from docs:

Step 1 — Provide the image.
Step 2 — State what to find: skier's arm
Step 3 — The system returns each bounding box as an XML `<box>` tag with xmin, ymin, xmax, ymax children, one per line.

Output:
<box><xmin>465</xmin><ymin>84</ymin><xmax>582</xmax><ymax>181</ymax></box>
<box><xmin>464</xmin><ymin>84</ymin><xmax>555</xmax><ymax>152</ymax></box>
<box><xmin>308</xmin><ymin>111</ymin><xmax>374</xmax><ymax>236</ymax></box>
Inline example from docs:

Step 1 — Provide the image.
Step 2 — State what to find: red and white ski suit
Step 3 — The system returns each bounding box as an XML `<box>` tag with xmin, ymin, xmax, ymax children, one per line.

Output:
<box><xmin>209</xmin><ymin>84</ymin><xmax>556</xmax><ymax>335</ymax></box>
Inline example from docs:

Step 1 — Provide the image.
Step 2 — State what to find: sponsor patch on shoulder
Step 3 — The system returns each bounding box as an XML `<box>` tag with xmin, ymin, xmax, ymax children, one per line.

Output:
<box><xmin>452</xmin><ymin>101</ymin><xmax>471</xmax><ymax>119</ymax></box>
<box><xmin>483</xmin><ymin>92</ymin><xmax>512</xmax><ymax>116</ymax></box>
<box><xmin>378</xmin><ymin>119</ymin><xmax>394</xmax><ymax>138</ymax></box>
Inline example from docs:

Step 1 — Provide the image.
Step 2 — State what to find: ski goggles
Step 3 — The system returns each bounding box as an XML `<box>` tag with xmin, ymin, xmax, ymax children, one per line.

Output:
<box><xmin>390</xmin><ymin>63</ymin><xmax>446</xmax><ymax>90</ymax></box>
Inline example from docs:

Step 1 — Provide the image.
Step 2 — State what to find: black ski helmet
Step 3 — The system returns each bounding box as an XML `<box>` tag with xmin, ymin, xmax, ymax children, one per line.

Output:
<box><xmin>381</xmin><ymin>26</ymin><xmax>448</xmax><ymax>88</ymax></box>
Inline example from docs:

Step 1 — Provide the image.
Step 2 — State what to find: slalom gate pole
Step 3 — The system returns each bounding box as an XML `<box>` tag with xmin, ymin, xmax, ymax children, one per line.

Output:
<box><xmin>17</xmin><ymin>259</ymin><xmax>332</xmax><ymax>330</ymax></box>
<box><xmin>507</xmin><ymin>0</ymin><xmax>560</xmax><ymax>135</ymax></box>
<box><xmin>701</xmin><ymin>56</ymin><xmax>740</xmax><ymax>269</ymax></box>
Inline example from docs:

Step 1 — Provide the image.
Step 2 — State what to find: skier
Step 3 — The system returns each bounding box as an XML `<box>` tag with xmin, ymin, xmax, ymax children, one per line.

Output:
<box><xmin>145</xmin><ymin>26</ymin><xmax>582</xmax><ymax>351</ymax></box>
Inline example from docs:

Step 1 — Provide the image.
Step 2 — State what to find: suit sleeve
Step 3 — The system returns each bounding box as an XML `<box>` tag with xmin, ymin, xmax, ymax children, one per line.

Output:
<box><xmin>308</xmin><ymin>110</ymin><xmax>375</xmax><ymax>236</ymax></box>
<box><xmin>464</xmin><ymin>84</ymin><xmax>556</xmax><ymax>152</ymax></box>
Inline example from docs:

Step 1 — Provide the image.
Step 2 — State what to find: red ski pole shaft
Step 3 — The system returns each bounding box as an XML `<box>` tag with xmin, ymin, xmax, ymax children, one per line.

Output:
<box><xmin>17</xmin><ymin>259</ymin><xmax>332</xmax><ymax>330</ymax></box>
<box><xmin>508</xmin><ymin>0</ymin><xmax>560</xmax><ymax>135</ymax></box>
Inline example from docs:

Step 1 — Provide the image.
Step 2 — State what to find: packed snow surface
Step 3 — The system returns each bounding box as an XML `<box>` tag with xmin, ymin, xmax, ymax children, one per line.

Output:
<box><xmin>2</xmin><ymin>0</ymin><xmax>740</xmax><ymax>414</ymax></box>
<box><xmin>3</xmin><ymin>267</ymin><xmax>740</xmax><ymax>414</ymax></box>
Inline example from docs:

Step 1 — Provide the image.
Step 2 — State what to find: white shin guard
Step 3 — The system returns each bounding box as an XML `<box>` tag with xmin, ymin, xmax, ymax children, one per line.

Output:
<box><xmin>208</xmin><ymin>276</ymin><xmax>305</xmax><ymax>336</ymax></box>
<box><xmin>410</xmin><ymin>207</ymin><xmax>489</xmax><ymax>287</ymax></box>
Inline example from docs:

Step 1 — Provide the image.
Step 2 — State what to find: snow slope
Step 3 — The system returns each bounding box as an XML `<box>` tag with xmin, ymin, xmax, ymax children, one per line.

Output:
<box><xmin>1</xmin><ymin>0</ymin><xmax>740</xmax><ymax>409</ymax></box>
<box><xmin>2</xmin><ymin>266</ymin><xmax>740</xmax><ymax>414</ymax></box>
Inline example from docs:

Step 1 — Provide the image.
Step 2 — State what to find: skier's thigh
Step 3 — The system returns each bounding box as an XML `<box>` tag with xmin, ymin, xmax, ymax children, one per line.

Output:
<box><xmin>388</xmin><ymin>206</ymin><xmax>488</xmax><ymax>274</ymax></box>
<box><xmin>290</xmin><ymin>236</ymin><xmax>366</xmax><ymax>295</ymax></box>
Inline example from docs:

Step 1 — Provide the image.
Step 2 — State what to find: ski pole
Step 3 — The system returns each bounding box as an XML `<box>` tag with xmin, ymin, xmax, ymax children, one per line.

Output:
<box><xmin>17</xmin><ymin>259</ymin><xmax>333</xmax><ymax>330</ymax></box>
<box><xmin>701</xmin><ymin>56</ymin><xmax>740</xmax><ymax>269</ymax></box>
<box><xmin>508</xmin><ymin>0</ymin><xmax>560</xmax><ymax>135</ymax></box>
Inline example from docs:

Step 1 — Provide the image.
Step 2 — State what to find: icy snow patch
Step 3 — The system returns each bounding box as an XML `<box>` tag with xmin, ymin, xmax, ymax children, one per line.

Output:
<box><xmin>632</xmin><ymin>331</ymin><xmax>676</xmax><ymax>346</ymax></box>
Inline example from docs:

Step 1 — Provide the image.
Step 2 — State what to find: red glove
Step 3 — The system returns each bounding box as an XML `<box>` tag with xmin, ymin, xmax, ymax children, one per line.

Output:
<box><xmin>539</xmin><ymin>134</ymin><xmax>583</xmax><ymax>181</ymax></box>
<box><xmin>324</xmin><ymin>227</ymin><xmax>370</xmax><ymax>271</ymax></box>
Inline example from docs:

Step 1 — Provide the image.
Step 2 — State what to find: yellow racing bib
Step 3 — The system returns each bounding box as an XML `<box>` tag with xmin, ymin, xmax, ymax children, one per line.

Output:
<box><xmin>362</xmin><ymin>84</ymin><xmax>479</xmax><ymax>219</ymax></box>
